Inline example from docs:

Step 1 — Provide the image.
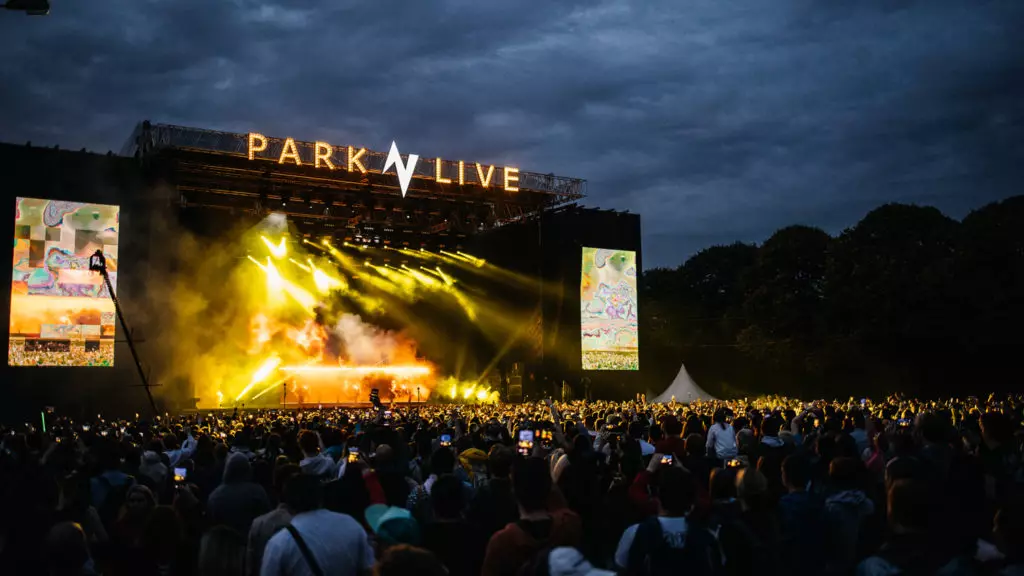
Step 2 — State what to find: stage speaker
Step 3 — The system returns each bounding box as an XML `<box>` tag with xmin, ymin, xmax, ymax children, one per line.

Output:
<box><xmin>508</xmin><ymin>376</ymin><xmax>523</xmax><ymax>403</ymax></box>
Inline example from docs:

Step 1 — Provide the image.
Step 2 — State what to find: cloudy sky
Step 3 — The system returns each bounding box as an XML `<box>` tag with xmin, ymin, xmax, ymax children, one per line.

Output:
<box><xmin>2</xmin><ymin>0</ymin><xmax>1022</xmax><ymax>268</ymax></box>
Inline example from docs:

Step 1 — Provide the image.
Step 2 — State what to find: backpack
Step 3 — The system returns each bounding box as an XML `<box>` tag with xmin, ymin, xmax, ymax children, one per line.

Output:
<box><xmin>626</xmin><ymin>516</ymin><xmax>722</xmax><ymax>576</ymax></box>
<box><xmin>96</xmin><ymin>474</ymin><xmax>134</xmax><ymax>531</ymax></box>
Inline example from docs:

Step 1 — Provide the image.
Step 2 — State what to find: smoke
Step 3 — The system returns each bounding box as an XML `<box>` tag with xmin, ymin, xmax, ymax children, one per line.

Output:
<box><xmin>332</xmin><ymin>313</ymin><xmax>419</xmax><ymax>365</ymax></box>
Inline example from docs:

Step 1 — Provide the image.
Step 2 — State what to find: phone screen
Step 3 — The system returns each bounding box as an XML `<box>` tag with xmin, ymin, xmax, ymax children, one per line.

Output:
<box><xmin>726</xmin><ymin>458</ymin><xmax>743</xmax><ymax>469</ymax></box>
<box><xmin>517</xmin><ymin>430</ymin><xmax>535</xmax><ymax>456</ymax></box>
<box><xmin>440</xmin><ymin>433</ymin><xmax>452</xmax><ymax>447</ymax></box>
<box><xmin>173</xmin><ymin>467</ymin><xmax>187</xmax><ymax>482</ymax></box>
<box><xmin>347</xmin><ymin>448</ymin><xmax>359</xmax><ymax>463</ymax></box>
<box><xmin>661</xmin><ymin>454</ymin><xmax>673</xmax><ymax>465</ymax></box>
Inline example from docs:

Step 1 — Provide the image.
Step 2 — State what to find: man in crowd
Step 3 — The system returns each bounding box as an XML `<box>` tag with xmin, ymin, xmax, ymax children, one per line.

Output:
<box><xmin>260</xmin><ymin>473</ymin><xmax>375</xmax><ymax>575</ymax></box>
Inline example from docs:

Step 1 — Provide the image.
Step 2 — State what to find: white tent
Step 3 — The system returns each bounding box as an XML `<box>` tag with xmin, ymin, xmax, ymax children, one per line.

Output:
<box><xmin>651</xmin><ymin>362</ymin><xmax>717</xmax><ymax>403</ymax></box>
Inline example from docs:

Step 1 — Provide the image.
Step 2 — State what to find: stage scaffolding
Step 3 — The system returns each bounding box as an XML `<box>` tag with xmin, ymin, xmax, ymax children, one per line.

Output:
<box><xmin>121</xmin><ymin>122</ymin><xmax>586</xmax><ymax>239</ymax></box>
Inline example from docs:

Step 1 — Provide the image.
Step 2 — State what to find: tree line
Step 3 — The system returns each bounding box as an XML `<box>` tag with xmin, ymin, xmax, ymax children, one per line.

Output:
<box><xmin>641</xmin><ymin>196</ymin><xmax>1024</xmax><ymax>399</ymax></box>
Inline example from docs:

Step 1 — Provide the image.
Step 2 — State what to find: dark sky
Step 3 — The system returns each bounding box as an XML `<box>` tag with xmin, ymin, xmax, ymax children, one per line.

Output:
<box><xmin>2</xmin><ymin>0</ymin><xmax>1022</xmax><ymax>268</ymax></box>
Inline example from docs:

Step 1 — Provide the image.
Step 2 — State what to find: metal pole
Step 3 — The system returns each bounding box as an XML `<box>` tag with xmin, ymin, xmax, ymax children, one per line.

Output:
<box><xmin>101</xmin><ymin>270</ymin><xmax>158</xmax><ymax>416</ymax></box>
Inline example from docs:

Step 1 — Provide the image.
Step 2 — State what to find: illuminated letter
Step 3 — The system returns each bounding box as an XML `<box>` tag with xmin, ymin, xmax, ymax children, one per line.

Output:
<box><xmin>278</xmin><ymin>138</ymin><xmax>302</xmax><ymax>165</ymax></box>
<box><xmin>314</xmin><ymin>141</ymin><xmax>336</xmax><ymax>170</ymax></box>
<box><xmin>435</xmin><ymin>158</ymin><xmax>451</xmax><ymax>184</ymax></box>
<box><xmin>475</xmin><ymin>163</ymin><xmax>495</xmax><ymax>188</ymax></box>
<box><xmin>348</xmin><ymin>145</ymin><xmax>367</xmax><ymax>173</ymax></box>
<box><xmin>504</xmin><ymin>167</ymin><xmax>520</xmax><ymax>192</ymax></box>
<box><xmin>248</xmin><ymin>132</ymin><xmax>267</xmax><ymax>160</ymax></box>
<box><xmin>458</xmin><ymin>161</ymin><xmax>465</xmax><ymax>185</ymax></box>
<box><xmin>382</xmin><ymin>141</ymin><xmax>420</xmax><ymax>198</ymax></box>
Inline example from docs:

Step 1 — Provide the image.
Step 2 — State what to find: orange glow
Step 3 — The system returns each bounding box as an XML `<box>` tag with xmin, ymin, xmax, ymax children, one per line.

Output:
<box><xmin>280</xmin><ymin>365</ymin><xmax>431</xmax><ymax>376</ymax></box>
<box><xmin>248</xmin><ymin>133</ymin><xmax>267</xmax><ymax>160</ymax></box>
<box><xmin>278</xmin><ymin>138</ymin><xmax>302</xmax><ymax>165</ymax></box>
<box><xmin>435</xmin><ymin>158</ymin><xmax>451</xmax><ymax>184</ymax></box>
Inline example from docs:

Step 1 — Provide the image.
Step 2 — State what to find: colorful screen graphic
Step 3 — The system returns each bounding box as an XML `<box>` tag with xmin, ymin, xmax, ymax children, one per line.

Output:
<box><xmin>9</xmin><ymin>198</ymin><xmax>118</xmax><ymax>366</ymax></box>
<box><xmin>580</xmin><ymin>247</ymin><xmax>638</xmax><ymax>370</ymax></box>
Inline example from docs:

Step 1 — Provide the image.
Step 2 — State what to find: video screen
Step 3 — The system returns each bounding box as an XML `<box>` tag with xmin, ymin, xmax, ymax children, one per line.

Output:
<box><xmin>580</xmin><ymin>247</ymin><xmax>638</xmax><ymax>370</ymax></box>
<box><xmin>9</xmin><ymin>198</ymin><xmax>119</xmax><ymax>366</ymax></box>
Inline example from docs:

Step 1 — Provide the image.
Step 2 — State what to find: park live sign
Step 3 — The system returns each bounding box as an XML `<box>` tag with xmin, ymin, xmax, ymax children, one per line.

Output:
<box><xmin>246</xmin><ymin>132</ymin><xmax>519</xmax><ymax>198</ymax></box>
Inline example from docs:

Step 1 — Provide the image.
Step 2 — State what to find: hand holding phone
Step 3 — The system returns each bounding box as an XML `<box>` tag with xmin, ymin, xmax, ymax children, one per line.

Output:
<box><xmin>517</xmin><ymin>430</ymin><xmax>534</xmax><ymax>456</ymax></box>
<box><xmin>173</xmin><ymin>467</ymin><xmax>187</xmax><ymax>483</ymax></box>
<box><xmin>439</xmin><ymin>433</ymin><xmax>452</xmax><ymax>448</ymax></box>
<box><xmin>660</xmin><ymin>454</ymin><xmax>674</xmax><ymax>466</ymax></box>
<box><xmin>347</xmin><ymin>447</ymin><xmax>360</xmax><ymax>463</ymax></box>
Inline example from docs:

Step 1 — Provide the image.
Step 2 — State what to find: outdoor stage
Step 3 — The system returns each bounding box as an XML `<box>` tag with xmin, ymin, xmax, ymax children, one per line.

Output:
<box><xmin>0</xmin><ymin>121</ymin><xmax>644</xmax><ymax>420</ymax></box>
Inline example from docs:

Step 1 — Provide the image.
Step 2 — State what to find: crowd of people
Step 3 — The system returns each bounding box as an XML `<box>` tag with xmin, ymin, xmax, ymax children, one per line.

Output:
<box><xmin>1</xmin><ymin>394</ymin><xmax>1022</xmax><ymax>576</ymax></box>
<box><xmin>8</xmin><ymin>342</ymin><xmax>114</xmax><ymax>366</ymax></box>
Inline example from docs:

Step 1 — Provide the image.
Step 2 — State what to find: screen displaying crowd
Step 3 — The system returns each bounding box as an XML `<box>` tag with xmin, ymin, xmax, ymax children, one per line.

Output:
<box><xmin>1</xmin><ymin>394</ymin><xmax>1022</xmax><ymax>576</ymax></box>
<box><xmin>9</xmin><ymin>197</ymin><xmax>119</xmax><ymax>367</ymax></box>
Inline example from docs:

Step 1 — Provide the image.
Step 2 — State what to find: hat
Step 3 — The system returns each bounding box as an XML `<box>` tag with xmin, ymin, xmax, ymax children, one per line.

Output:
<box><xmin>365</xmin><ymin>504</ymin><xmax>419</xmax><ymax>547</ymax></box>
<box><xmin>548</xmin><ymin>547</ymin><xmax>615</xmax><ymax>576</ymax></box>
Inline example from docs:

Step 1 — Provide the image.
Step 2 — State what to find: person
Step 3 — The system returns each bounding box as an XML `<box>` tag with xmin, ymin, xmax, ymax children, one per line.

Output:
<box><xmin>298</xmin><ymin>430</ymin><xmax>338</xmax><ymax>479</ymax></box>
<box><xmin>469</xmin><ymin>445</ymin><xmax>519</xmax><ymax>540</ymax></box>
<box><xmin>91</xmin><ymin>444</ymin><xmax>136</xmax><ymax>531</ymax></box>
<box><xmin>45</xmin><ymin>522</ymin><xmax>98</xmax><ymax>576</ymax></box>
<box><xmin>207</xmin><ymin>452</ymin><xmax>271</xmax><ymax>535</ymax></box>
<box><xmin>139</xmin><ymin>505</ymin><xmax>190</xmax><ymax>576</ymax></box>
<box><xmin>719</xmin><ymin>467</ymin><xmax>779</xmax><ymax>576</ymax></box>
<box><xmin>482</xmin><ymin>457</ymin><xmax>583</xmax><ymax>576</ymax></box>
<box><xmin>198</xmin><ymin>526</ymin><xmax>246</xmax><ymax>576</ymax></box>
<box><xmin>164</xmin><ymin>431</ymin><xmax>197</xmax><ymax>468</ymax></box>
<box><xmin>616</xmin><ymin>466</ymin><xmax>721</xmax><ymax>575</ymax></box>
<box><xmin>260</xmin><ymin>474</ymin><xmax>375</xmax><ymax>576</ymax></box>
<box><xmin>823</xmin><ymin>457</ymin><xmax>874</xmax><ymax>576</ymax></box>
<box><xmin>247</xmin><ymin>464</ymin><xmax>301</xmax><ymax>576</ymax></box>
<box><xmin>706</xmin><ymin>410</ymin><xmax>738</xmax><ymax>462</ymax></box>
<box><xmin>777</xmin><ymin>455</ymin><xmax>824</xmax><ymax>574</ymax></box>
<box><xmin>421</xmin><ymin>474</ymin><xmax>486</xmax><ymax>576</ymax></box>
<box><xmin>993</xmin><ymin>499</ymin><xmax>1024</xmax><ymax>576</ymax></box>
<box><xmin>374</xmin><ymin>545</ymin><xmax>448</xmax><ymax>576</ymax></box>
<box><xmin>655</xmin><ymin>416</ymin><xmax>686</xmax><ymax>461</ymax></box>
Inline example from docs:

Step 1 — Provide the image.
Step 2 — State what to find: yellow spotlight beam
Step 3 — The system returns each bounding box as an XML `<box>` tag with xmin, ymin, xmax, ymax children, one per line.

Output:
<box><xmin>234</xmin><ymin>356</ymin><xmax>283</xmax><ymax>401</ymax></box>
<box><xmin>261</xmin><ymin>236</ymin><xmax>288</xmax><ymax>258</ymax></box>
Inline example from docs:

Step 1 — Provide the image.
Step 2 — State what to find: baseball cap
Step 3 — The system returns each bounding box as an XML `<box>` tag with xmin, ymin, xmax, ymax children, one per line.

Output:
<box><xmin>365</xmin><ymin>504</ymin><xmax>419</xmax><ymax>547</ymax></box>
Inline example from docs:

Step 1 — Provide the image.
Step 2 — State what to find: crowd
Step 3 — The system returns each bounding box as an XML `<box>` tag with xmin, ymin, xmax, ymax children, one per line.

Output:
<box><xmin>8</xmin><ymin>343</ymin><xmax>114</xmax><ymax>367</ymax></box>
<box><xmin>1</xmin><ymin>394</ymin><xmax>1023</xmax><ymax>576</ymax></box>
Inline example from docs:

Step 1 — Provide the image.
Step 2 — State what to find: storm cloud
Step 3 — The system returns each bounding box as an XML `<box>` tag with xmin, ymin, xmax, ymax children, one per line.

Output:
<box><xmin>2</xmin><ymin>0</ymin><xmax>1022</xmax><ymax>266</ymax></box>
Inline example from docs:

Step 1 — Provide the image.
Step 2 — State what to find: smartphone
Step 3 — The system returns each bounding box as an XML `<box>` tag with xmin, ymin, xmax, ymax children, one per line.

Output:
<box><xmin>347</xmin><ymin>447</ymin><xmax>360</xmax><ymax>464</ymax></box>
<box><xmin>440</xmin><ymin>433</ymin><xmax>452</xmax><ymax>448</ymax></box>
<box><xmin>726</xmin><ymin>458</ymin><xmax>743</xmax><ymax>469</ymax></box>
<box><xmin>517</xmin><ymin>430</ymin><xmax>534</xmax><ymax>456</ymax></box>
<box><xmin>661</xmin><ymin>454</ymin><xmax>674</xmax><ymax>465</ymax></box>
<box><xmin>898</xmin><ymin>418</ymin><xmax>911</xmax><ymax>427</ymax></box>
<box><xmin>100</xmin><ymin>430</ymin><xmax>109</xmax><ymax>437</ymax></box>
<box><xmin>173</xmin><ymin>467</ymin><xmax>187</xmax><ymax>483</ymax></box>
<box><xmin>82</xmin><ymin>425</ymin><xmax>91</xmax><ymax>432</ymax></box>
<box><xmin>860</xmin><ymin>398</ymin><xmax>867</xmax><ymax>407</ymax></box>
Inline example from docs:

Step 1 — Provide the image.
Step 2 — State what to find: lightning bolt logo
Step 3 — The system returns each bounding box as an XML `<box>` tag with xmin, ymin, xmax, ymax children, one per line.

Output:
<box><xmin>381</xmin><ymin>141</ymin><xmax>420</xmax><ymax>198</ymax></box>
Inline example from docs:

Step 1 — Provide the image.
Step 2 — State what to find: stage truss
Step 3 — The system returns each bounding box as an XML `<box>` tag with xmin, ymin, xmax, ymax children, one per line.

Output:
<box><xmin>122</xmin><ymin>122</ymin><xmax>586</xmax><ymax>245</ymax></box>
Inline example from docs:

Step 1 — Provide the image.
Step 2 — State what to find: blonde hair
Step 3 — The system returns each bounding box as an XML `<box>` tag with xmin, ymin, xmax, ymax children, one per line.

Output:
<box><xmin>735</xmin><ymin>467</ymin><xmax>768</xmax><ymax>500</ymax></box>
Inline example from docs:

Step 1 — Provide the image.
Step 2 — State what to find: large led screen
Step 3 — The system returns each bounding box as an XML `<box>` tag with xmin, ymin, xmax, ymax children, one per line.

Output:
<box><xmin>9</xmin><ymin>198</ymin><xmax>118</xmax><ymax>366</ymax></box>
<box><xmin>581</xmin><ymin>247</ymin><xmax>638</xmax><ymax>370</ymax></box>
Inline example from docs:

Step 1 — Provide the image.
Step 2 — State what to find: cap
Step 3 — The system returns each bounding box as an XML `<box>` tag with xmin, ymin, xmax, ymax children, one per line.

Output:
<box><xmin>548</xmin><ymin>547</ymin><xmax>615</xmax><ymax>576</ymax></box>
<box><xmin>365</xmin><ymin>504</ymin><xmax>419</xmax><ymax>546</ymax></box>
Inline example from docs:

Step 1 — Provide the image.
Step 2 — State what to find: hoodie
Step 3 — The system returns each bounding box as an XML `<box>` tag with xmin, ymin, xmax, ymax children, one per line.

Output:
<box><xmin>299</xmin><ymin>452</ymin><xmax>338</xmax><ymax>478</ymax></box>
<box><xmin>207</xmin><ymin>453</ymin><xmax>271</xmax><ymax>534</ymax></box>
<box><xmin>824</xmin><ymin>490</ymin><xmax>875</xmax><ymax>573</ymax></box>
<box><xmin>779</xmin><ymin>491</ymin><xmax>825</xmax><ymax>572</ymax></box>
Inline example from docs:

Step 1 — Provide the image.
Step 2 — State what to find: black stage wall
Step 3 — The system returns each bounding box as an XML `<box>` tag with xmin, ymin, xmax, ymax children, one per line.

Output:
<box><xmin>0</xmin><ymin>144</ymin><xmax>164</xmax><ymax>421</ymax></box>
<box><xmin>470</xmin><ymin>207</ymin><xmax>644</xmax><ymax>400</ymax></box>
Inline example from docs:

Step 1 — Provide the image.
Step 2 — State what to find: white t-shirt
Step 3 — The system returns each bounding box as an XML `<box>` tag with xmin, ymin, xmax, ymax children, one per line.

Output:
<box><xmin>614</xmin><ymin>516</ymin><xmax>688</xmax><ymax>569</ymax></box>
<box><xmin>260</xmin><ymin>509</ymin><xmax>374</xmax><ymax>576</ymax></box>
<box><xmin>706</xmin><ymin>424</ymin><xmax>738</xmax><ymax>459</ymax></box>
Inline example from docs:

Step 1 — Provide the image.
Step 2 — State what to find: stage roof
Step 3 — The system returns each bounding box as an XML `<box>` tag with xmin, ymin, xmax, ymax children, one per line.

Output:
<box><xmin>122</xmin><ymin>122</ymin><xmax>586</xmax><ymax>244</ymax></box>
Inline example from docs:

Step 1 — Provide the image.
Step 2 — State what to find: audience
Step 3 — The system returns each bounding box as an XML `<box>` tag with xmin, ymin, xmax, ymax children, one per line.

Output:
<box><xmin>0</xmin><ymin>395</ymin><xmax>1022</xmax><ymax>576</ymax></box>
